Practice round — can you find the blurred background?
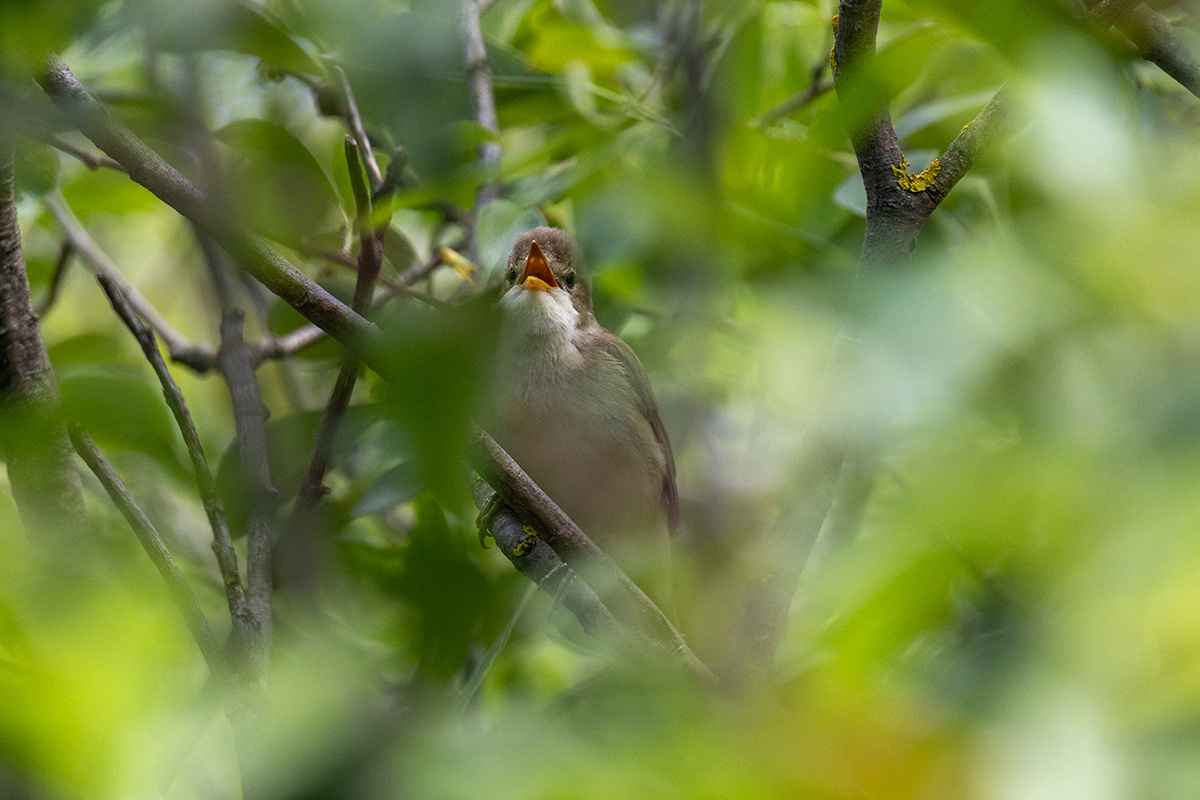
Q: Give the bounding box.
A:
[4,0,1200,797]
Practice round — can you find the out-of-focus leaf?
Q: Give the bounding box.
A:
[0,0,104,76]
[369,494,489,679]
[374,300,499,507]
[58,374,182,471]
[13,141,59,198]
[383,226,419,275]
[213,118,339,246]
[475,199,546,275]
[516,3,639,79]
[47,333,132,369]
[895,89,997,139]
[353,461,422,517]
[135,0,323,76]
[60,168,160,219]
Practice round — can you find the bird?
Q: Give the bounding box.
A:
[486,226,678,601]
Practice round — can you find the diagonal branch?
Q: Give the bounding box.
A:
[471,431,715,683]
[45,194,216,370]
[1088,0,1200,98]
[926,87,1015,206]
[69,424,222,669]
[36,55,377,357]
[472,478,628,645]
[93,272,251,635]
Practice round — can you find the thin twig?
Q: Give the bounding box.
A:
[334,66,383,192]
[254,324,326,364]
[455,582,537,715]
[42,134,126,172]
[93,272,252,634]
[33,239,73,317]
[755,62,834,127]
[45,194,216,370]
[68,424,222,669]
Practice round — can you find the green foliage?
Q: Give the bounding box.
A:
[6,0,1200,798]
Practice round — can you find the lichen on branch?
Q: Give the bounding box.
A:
[891,155,942,193]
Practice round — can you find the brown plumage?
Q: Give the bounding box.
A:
[490,227,677,593]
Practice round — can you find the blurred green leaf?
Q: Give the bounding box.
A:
[58,374,183,472]
[135,0,324,76]
[13,141,59,198]
[353,461,422,517]
[214,118,340,246]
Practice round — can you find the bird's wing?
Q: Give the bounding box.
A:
[597,332,680,535]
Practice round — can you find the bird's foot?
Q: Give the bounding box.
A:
[475,493,504,548]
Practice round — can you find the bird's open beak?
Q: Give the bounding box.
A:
[518,241,558,292]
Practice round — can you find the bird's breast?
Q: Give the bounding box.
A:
[490,335,666,543]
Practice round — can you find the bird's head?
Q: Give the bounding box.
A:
[500,227,593,338]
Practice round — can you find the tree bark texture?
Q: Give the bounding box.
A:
[0,138,87,544]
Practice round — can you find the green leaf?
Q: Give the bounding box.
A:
[59,374,183,471]
[137,0,324,76]
[60,169,160,219]
[213,119,340,247]
[475,200,546,275]
[14,141,59,198]
[352,461,422,516]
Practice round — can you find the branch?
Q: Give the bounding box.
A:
[201,235,275,659]
[68,424,222,669]
[1094,1,1200,98]
[36,55,378,358]
[462,0,502,252]
[472,478,629,645]
[471,431,715,683]
[253,324,325,364]
[334,67,383,192]
[754,59,834,127]
[926,86,1014,206]
[93,272,252,635]
[0,138,88,543]
[45,194,217,371]
[42,134,126,173]
[33,239,73,317]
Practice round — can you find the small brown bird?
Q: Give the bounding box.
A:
[489,227,678,595]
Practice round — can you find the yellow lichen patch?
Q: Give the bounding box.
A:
[513,524,539,556]
[830,16,839,70]
[891,155,942,193]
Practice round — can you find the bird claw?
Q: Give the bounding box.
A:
[475,493,503,548]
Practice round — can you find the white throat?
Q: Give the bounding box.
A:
[499,285,580,343]
[496,285,584,397]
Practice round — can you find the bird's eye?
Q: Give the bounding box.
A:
[506,268,517,284]
[564,272,576,289]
